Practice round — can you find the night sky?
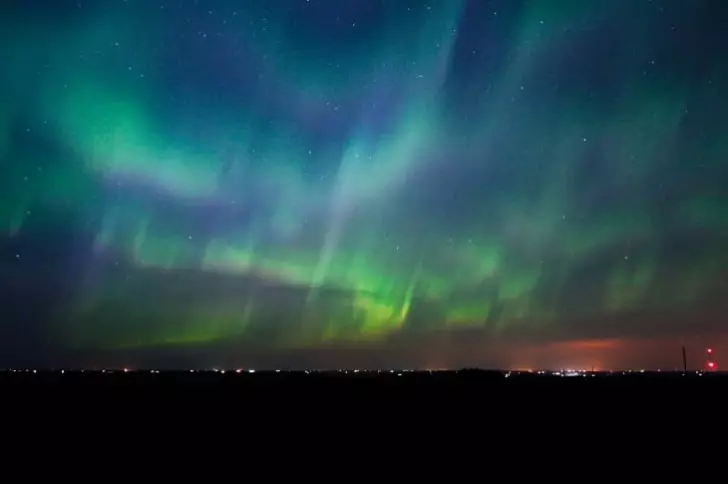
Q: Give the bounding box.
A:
[1,0,727,370]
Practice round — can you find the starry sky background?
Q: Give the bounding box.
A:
[1,0,727,370]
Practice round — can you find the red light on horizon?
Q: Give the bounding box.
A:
[707,362,715,369]
[707,348,713,354]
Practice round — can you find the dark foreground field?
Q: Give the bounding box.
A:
[3,369,723,434]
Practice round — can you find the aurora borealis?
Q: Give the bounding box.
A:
[1,0,727,369]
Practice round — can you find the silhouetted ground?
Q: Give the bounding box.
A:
[4,369,723,436]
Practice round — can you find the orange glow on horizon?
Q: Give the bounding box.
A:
[547,338,622,351]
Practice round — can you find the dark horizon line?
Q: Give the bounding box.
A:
[1,367,723,374]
